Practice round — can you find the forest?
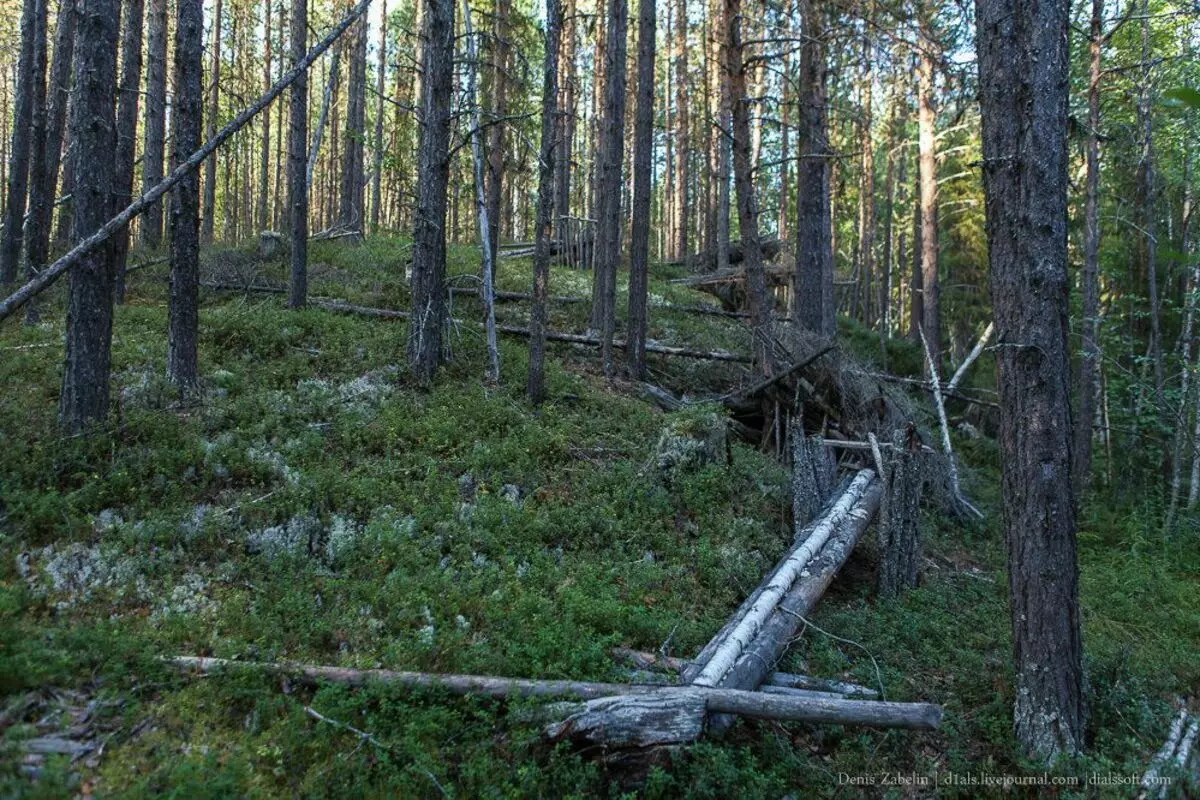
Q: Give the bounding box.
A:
[0,0,1197,793]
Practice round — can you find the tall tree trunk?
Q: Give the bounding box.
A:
[917,24,939,372]
[258,0,273,233]
[793,0,833,338]
[527,0,561,403]
[858,32,875,327]
[288,0,308,307]
[370,0,386,234]
[202,0,223,243]
[408,0,455,383]
[589,0,628,378]
[113,0,145,304]
[726,0,771,373]
[626,0,655,379]
[1137,0,1164,411]
[715,0,731,272]
[339,13,367,234]
[553,0,575,228]
[59,0,120,432]
[976,0,1085,763]
[486,0,510,254]
[168,0,204,393]
[777,0,792,244]
[1075,0,1102,498]
[672,0,688,260]
[0,0,42,284]
[909,192,922,341]
[20,0,49,323]
[141,0,168,248]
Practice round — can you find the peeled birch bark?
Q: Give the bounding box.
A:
[691,469,877,688]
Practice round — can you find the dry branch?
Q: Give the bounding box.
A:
[920,329,984,520]
[0,0,374,324]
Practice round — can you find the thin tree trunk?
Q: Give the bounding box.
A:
[288,0,309,307]
[715,0,731,273]
[59,0,120,432]
[527,0,561,403]
[20,0,48,323]
[339,12,367,234]
[486,0,509,255]
[553,0,575,228]
[0,0,42,285]
[202,0,223,243]
[370,0,385,234]
[857,29,875,327]
[408,0,455,383]
[1137,0,1164,411]
[672,0,688,260]
[917,25,939,372]
[793,0,833,338]
[112,0,145,304]
[626,0,655,380]
[258,0,273,233]
[141,0,168,248]
[168,0,204,393]
[977,0,1085,762]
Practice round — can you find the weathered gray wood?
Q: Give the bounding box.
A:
[165,656,941,736]
[792,422,832,534]
[878,427,923,598]
[613,648,878,698]
[546,692,707,748]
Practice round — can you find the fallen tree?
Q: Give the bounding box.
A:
[165,656,941,748]
[0,0,374,325]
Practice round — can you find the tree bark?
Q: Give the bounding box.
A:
[553,0,575,228]
[258,0,273,233]
[0,0,42,285]
[917,24,939,372]
[625,0,655,380]
[58,0,120,432]
[19,0,48,323]
[288,0,309,307]
[877,428,923,598]
[857,32,875,327]
[1136,0,1164,412]
[527,0,561,404]
[672,0,688,260]
[141,0,168,248]
[793,0,833,338]
[168,0,204,393]
[370,0,386,234]
[486,0,510,255]
[976,0,1085,762]
[202,0,223,243]
[407,0,455,383]
[112,0,145,304]
[339,12,367,234]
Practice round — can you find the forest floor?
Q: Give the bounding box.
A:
[1,237,1198,798]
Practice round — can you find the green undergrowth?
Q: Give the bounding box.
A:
[1,237,1197,797]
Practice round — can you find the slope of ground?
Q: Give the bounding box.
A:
[1,237,1197,797]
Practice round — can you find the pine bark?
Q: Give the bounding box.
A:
[59,0,120,432]
[672,0,688,260]
[0,0,42,284]
[20,0,48,323]
[202,0,223,242]
[168,0,204,393]
[976,0,1085,762]
[527,0,561,403]
[793,0,833,338]
[141,0,168,248]
[258,0,273,233]
[113,0,145,303]
[370,0,386,234]
[407,0,455,383]
[553,0,576,227]
[626,0,656,380]
[486,0,510,254]
[917,27,939,371]
[339,13,367,233]
[857,34,875,326]
[288,0,308,307]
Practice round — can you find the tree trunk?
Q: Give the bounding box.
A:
[977,0,1085,762]
[527,0,561,404]
[112,0,145,304]
[168,0,204,393]
[288,0,308,307]
[1137,0,1164,412]
[202,0,223,243]
[672,0,688,260]
[486,0,510,255]
[857,32,875,327]
[715,0,731,274]
[589,0,628,378]
[0,0,42,285]
[370,0,386,234]
[793,0,833,338]
[553,0,575,228]
[59,0,120,432]
[1076,0,1101,498]
[877,428,923,598]
[339,12,367,234]
[726,0,771,373]
[20,0,48,324]
[141,0,168,248]
[625,0,655,380]
[407,0,455,383]
[258,0,273,233]
[917,25,939,372]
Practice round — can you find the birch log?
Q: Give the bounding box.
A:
[690,469,877,687]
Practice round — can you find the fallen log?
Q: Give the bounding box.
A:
[727,344,837,404]
[1140,709,1191,799]
[946,321,994,393]
[0,0,374,324]
[612,648,878,699]
[920,329,984,521]
[689,470,878,688]
[165,656,942,744]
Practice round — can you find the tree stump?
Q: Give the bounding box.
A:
[790,418,831,537]
[877,426,923,597]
